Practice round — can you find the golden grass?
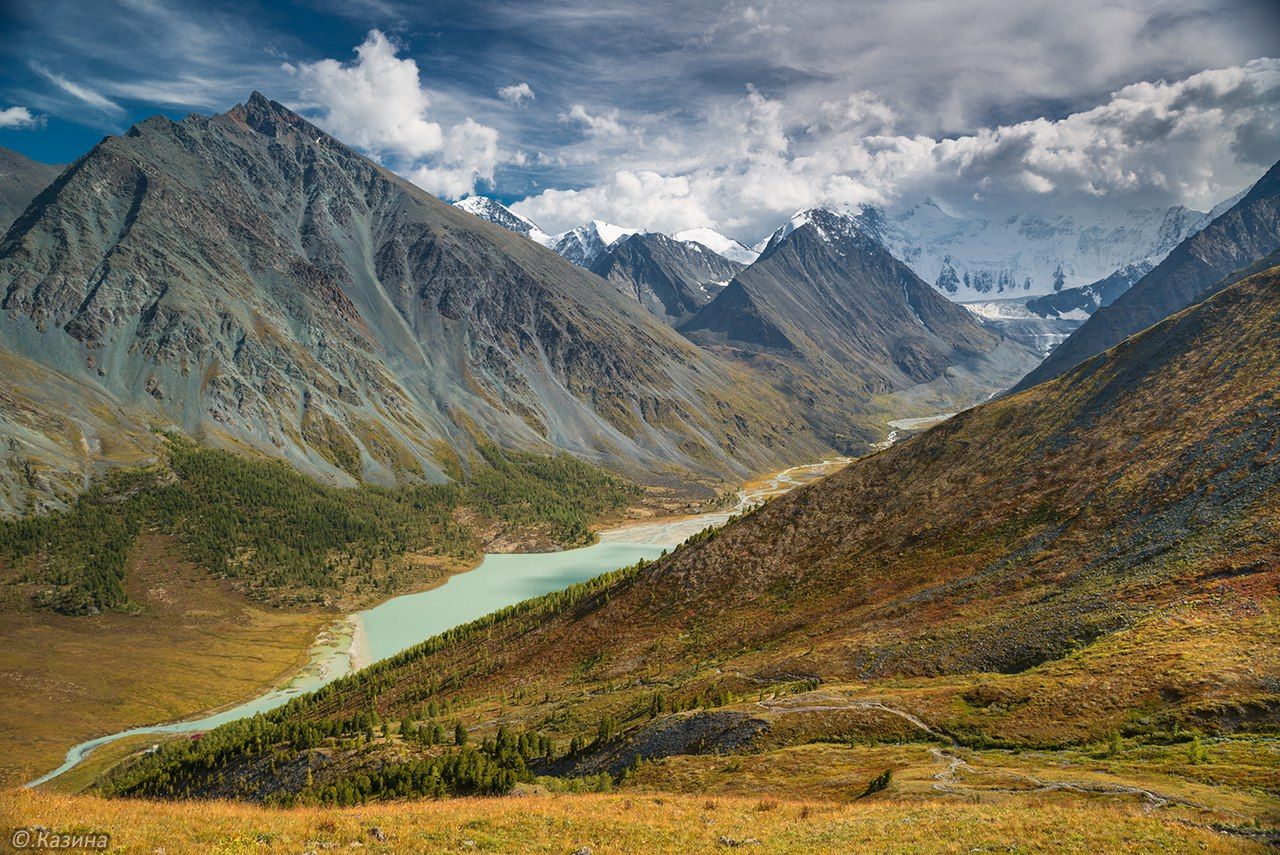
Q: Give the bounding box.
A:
[1,787,1265,854]
[0,536,332,787]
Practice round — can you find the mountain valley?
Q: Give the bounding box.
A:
[1,13,1277,849]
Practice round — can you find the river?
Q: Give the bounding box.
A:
[27,456,849,788]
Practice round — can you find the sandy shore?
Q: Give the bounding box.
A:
[346,614,371,673]
[598,456,851,547]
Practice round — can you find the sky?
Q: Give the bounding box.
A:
[1,0,1277,242]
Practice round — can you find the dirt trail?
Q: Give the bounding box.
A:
[757,694,1240,817]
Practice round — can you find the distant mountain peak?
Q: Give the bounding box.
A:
[588,231,743,324]
[551,220,643,267]
[754,198,1215,301]
[452,196,553,246]
[672,227,759,264]
[756,206,869,257]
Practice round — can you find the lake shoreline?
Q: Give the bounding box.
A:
[28,454,851,789]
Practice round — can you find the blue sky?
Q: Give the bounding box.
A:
[1,0,1277,240]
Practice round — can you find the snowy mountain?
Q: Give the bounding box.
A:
[551,220,643,267]
[589,232,743,324]
[452,196,553,247]
[757,201,1214,302]
[673,227,759,264]
[453,197,759,268]
[754,207,875,257]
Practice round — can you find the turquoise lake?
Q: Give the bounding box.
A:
[28,540,664,787]
[28,455,849,788]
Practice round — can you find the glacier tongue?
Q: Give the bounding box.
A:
[963,297,1084,357]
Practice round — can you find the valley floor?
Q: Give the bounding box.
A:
[0,536,332,787]
[4,456,844,792]
[2,784,1268,854]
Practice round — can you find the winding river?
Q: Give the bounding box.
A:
[28,456,849,788]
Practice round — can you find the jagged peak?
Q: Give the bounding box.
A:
[756,206,873,259]
[225,91,325,143]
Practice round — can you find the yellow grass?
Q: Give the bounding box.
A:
[0,536,331,787]
[1,787,1265,854]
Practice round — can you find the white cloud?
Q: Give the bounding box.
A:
[288,30,505,198]
[497,82,535,105]
[409,118,501,199]
[0,106,44,130]
[288,30,443,159]
[31,64,123,114]
[561,104,625,137]
[811,91,897,135]
[514,58,1280,240]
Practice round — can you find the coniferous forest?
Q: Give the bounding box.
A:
[0,436,638,614]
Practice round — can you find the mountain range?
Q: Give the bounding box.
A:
[0,94,834,512]
[454,193,1229,324]
[847,198,1217,300]
[0,95,1029,512]
[1014,158,1280,391]
[103,235,1280,809]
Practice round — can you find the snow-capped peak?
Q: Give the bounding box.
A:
[755,206,867,256]
[673,227,759,264]
[452,196,553,247]
[551,220,644,267]
[751,199,1216,303]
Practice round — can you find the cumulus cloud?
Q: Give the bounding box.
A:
[287,30,443,158]
[409,118,502,198]
[497,82,534,104]
[288,30,504,198]
[0,106,44,129]
[514,58,1280,240]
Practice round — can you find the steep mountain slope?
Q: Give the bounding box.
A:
[587,232,742,323]
[1014,158,1280,391]
[682,209,1040,442]
[0,93,828,511]
[0,147,59,233]
[452,196,552,247]
[107,259,1280,811]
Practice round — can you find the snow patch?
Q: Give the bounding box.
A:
[675,227,760,264]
